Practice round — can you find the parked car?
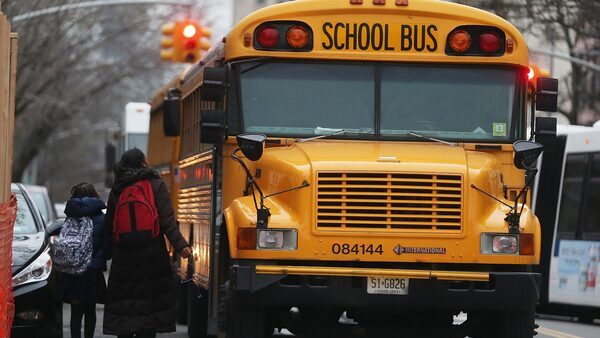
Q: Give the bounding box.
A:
[11,183,62,338]
[53,203,66,219]
[24,185,57,227]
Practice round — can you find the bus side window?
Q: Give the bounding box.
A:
[582,153,600,240]
[556,154,588,240]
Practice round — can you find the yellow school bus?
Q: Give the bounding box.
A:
[148,0,560,337]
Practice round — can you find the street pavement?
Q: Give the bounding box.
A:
[62,305,600,338]
[61,303,188,338]
[537,316,600,338]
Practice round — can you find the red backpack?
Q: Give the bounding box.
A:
[113,180,160,246]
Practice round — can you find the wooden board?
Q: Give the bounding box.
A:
[0,13,16,202]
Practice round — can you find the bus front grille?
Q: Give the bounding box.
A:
[316,172,463,232]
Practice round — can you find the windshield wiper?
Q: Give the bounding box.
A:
[296,127,373,143]
[296,128,347,143]
[408,131,458,147]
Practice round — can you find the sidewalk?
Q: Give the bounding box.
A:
[61,303,188,338]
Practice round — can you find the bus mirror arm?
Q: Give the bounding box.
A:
[471,166,539,234]
[263,181,310,200]
[470,184,513,209]
[231,148,270,228]
[505,166,539,233]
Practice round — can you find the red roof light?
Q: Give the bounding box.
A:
[479,32,501,53]
[256,25,280,48]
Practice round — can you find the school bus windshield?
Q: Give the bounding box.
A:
[239,61,522,142]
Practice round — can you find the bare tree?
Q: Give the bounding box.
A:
[458,0,600,125]
[0,0,219,199]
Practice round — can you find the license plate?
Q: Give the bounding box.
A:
[367,276,409,295]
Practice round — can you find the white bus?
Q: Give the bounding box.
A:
[533,124,600,322]
[122,102,151,154]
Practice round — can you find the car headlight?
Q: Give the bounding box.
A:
[481,233,519,255]
[12,247,52,287]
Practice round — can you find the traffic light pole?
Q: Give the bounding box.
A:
[530,47,600,73]
[12,0,194,23]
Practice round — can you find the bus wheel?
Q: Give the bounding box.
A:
[187,285,208,338]
[226,305,270,338]
[220,282,272,338]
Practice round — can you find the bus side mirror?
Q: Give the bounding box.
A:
[534,116,557,151]
[200,109,226,144]
[513,140,543,170]
[236,134,266,161]
[163,88,181,137]
[200,67,228,102]
[536,77,558,112]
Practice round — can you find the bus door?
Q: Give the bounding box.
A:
[178,151,214,290]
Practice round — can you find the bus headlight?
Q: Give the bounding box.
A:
[257,229,297,250]
[481,233,518,255]
[237,228,298,250]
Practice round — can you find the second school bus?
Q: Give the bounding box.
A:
[148,0,560,337]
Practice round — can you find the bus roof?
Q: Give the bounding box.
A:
[557,124,600,153]
[224,0,528,67]
[149,68,189,112]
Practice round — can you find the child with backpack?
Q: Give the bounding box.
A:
[103,148,191,338]
[54,183,111,338]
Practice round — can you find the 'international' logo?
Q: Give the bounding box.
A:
[393,245,446,255]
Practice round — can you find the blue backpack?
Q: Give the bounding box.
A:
[51,217,93,275]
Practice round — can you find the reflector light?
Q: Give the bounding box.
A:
[237,228,257,250]
[183,24,197,38]
[286,25,309,49]
[257,25,280,48]
[449,30,471,53]
[479,32,501,53]
[519,234,535,255]
[528,67,535,81]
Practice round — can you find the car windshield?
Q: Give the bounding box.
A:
[239,62,521,142]
[14,193,39,235]
[29,191,50,224]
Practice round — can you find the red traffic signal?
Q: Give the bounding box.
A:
[160,20,212,64]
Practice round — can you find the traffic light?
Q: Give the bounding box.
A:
[160,20,213,64]
[160,22,177,61]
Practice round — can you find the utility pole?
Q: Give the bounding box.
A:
[530,47,600,73]
[11,0,194,23]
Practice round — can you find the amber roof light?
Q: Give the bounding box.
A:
[449,30,471,53]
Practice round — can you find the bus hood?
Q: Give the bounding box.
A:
[286,141,470,173]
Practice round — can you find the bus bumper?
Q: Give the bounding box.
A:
[230,264,541,311]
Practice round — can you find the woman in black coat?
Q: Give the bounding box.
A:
[103,148,192,338]
[56,183,111,338]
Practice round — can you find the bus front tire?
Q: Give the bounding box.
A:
[220,282,272,338]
